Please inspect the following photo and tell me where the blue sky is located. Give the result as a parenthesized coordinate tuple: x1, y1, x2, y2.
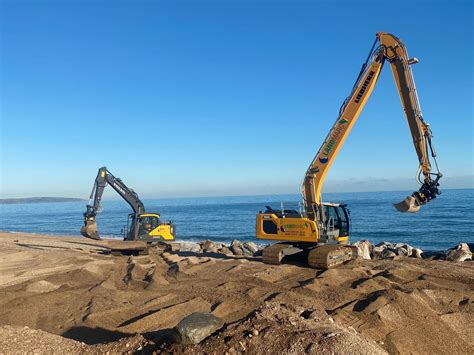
(1, 0, 472, 198)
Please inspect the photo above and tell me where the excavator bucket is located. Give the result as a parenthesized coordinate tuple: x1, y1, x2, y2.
(393, 195, 421, 213)
(80, 220, 101, 240)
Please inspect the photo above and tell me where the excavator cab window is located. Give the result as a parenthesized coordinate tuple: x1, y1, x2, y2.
(337, 206, 350, 236)
(126, 213, 137, 241)
(323, 205, 350, 237)
(137, 215, 160, 238)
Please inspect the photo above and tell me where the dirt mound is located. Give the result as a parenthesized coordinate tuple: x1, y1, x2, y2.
(0, 232, 473, 354)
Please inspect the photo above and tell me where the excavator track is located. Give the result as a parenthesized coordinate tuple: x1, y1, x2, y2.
(308, 244, 353, 270)
(262, 243, 292, 265)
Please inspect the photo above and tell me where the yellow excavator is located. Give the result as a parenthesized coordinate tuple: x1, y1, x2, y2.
(256, 32, 442, 269)
(81, 167, 175, 243)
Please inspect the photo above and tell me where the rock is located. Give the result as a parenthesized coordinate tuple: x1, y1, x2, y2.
(204, 245, 218, 253)
(230, 245, 244, 256)
(179, 242, 202, 253)
(376, 241, 394, 249)
(445, 243, 472, 262)
(353, 240, 372, 260)
(219, 246, 234, 256)
(251, 329, 259, 336)
(242, 242, 259, 255)
(373, 246, 386, 253)
(401, 243, 414, 256)
(231, 240, 241, 247)
(394, 246, 409, 257)
(411, 248, 423, 258)
(26, 280, 60, 293)
(174, 312, 224, 345)
(200, 240, 215, 250)
(380, 249, 397, 259)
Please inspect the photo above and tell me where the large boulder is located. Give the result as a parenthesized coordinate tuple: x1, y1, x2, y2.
(174, 312, 224, 345)
(179, 242, 202, 253)
(411, 248, 423, 258)
(396, 243, 413, 257)
(230, 245, 244, 256)
(219, 246, 234, 256)
(200, 240, 215, 250)
(353, 240, 372, 260)
(445, 243, 472, 262)
(394, 246, 409, 257)
(380, 249, 397, 259)
(242, 242, 259, 255)
(376, 241, 394, 249)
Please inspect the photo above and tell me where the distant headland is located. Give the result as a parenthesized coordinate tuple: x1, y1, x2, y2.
(0, 197, 85, 205)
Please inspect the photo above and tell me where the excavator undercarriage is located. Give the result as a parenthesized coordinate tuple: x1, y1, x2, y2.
(262, 243, 356, 270)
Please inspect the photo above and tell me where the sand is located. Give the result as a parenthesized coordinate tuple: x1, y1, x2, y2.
(0, 231, 472, 354)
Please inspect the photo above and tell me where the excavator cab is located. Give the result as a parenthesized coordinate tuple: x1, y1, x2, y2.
(321, 203, 350, 243)
(125, 213, 175, 242)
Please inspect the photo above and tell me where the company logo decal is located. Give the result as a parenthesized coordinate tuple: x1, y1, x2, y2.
(354, 70, 375, 103)
(318, 117, 349, 164)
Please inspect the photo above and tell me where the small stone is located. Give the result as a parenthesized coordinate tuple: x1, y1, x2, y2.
(306, 343, 318, 353)
(251, 329, 259, 336)
(126, 343, 130, 348)
(175, 312, 224, 345)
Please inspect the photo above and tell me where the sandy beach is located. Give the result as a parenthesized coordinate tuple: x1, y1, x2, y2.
(0, 231, 472, 354)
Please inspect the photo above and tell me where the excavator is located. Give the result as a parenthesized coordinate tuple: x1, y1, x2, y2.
(256, 32, 442, 269)
(81, 167, 175, 244)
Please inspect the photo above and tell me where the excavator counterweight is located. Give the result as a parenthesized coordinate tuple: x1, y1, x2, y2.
(257, 32, 442, 269)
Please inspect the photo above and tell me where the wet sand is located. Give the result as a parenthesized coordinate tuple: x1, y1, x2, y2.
(0, 232, 472, 354)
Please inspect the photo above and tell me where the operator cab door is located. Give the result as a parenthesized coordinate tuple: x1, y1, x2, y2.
(323, 205, 350, 240)
(137, 214, 161, 240)
(125, 213, 137, 241)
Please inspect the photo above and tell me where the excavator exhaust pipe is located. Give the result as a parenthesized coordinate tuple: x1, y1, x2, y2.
(80, 217, 101, 240)
(393, 195, 421, 213)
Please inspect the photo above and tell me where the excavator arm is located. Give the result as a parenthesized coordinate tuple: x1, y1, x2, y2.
(302, 32, 442, 219)
(81, 166, 145, 240)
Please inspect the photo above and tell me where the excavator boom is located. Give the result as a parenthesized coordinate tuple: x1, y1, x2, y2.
(302, 32, 441, 217)
(81, 167, 146, 240)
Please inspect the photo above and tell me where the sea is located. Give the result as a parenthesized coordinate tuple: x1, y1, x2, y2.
(1, 189, 472, 251)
